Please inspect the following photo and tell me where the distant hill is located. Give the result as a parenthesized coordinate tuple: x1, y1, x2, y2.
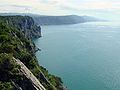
(32, 15, 102, 25)
(0, 13, 103, 25)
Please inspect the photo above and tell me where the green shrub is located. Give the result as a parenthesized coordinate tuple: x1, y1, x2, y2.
(0, 82, 13, 90)
(0, 44, 15, 53)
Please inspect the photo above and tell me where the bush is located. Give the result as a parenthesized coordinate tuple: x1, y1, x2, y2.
(0, 35, 9, 42)
(0, 44, 15, 53)
(19, 50, 32, 65)
(0, 53, 21, 81)
(0, 82, 13, 90)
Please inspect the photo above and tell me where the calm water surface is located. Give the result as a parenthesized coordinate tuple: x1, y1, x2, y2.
(34, 22, 120, 90)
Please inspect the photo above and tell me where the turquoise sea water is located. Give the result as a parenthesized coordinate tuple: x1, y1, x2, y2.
(34, 22, 120, 90)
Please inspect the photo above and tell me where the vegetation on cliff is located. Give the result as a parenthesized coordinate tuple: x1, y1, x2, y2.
(0, 16, 64, 90)
(0, 16, 41, 39)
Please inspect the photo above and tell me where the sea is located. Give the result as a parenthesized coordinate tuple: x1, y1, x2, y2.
(34, 21, 120, 90)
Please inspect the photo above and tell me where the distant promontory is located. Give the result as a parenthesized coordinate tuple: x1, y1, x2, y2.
(0, 13, 103, 25)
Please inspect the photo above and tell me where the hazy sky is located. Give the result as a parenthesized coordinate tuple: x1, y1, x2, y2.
(0, 0, 120, 20)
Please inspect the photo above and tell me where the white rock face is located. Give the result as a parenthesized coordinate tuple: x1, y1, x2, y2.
(14, 58, 46, 90)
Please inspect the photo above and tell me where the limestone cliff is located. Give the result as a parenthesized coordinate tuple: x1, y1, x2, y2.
(0, 16, 41, 39)
(0, 16, 65, 90)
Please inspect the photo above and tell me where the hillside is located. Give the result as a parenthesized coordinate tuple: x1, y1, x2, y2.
(0, 16, 65, 90)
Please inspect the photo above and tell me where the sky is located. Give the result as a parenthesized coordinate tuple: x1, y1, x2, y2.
(0, 0, 120, 20)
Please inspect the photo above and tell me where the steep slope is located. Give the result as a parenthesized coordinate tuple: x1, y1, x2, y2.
(0, 16, 65, 90)
(0, 53, 46, 90)
(14, 58, 46, 90)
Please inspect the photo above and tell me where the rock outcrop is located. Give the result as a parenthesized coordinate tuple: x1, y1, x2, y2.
(14, 58, 46, 90)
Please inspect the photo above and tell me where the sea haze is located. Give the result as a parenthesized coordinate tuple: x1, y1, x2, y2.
(34, 21, 120, 90)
